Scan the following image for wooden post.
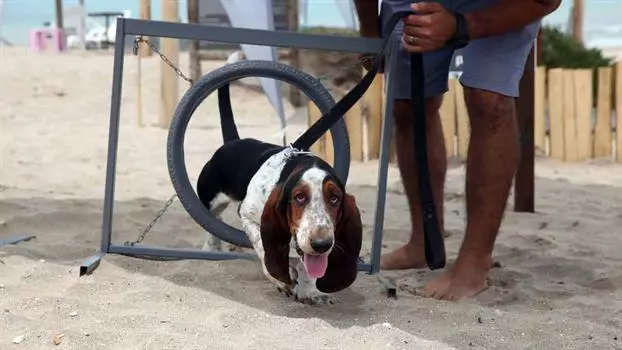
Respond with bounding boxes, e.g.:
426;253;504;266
562;69;578;162
137;53;144;127
514;44;535;213
573;69;593;161
78;0;86;49
571;0;584;45
187;0;201;84
287;0;302;107
439;78;457;158
616;63;622;162
548;68;565;160
54;0;63;29
534;66;546;155
139;0;152;57
159;0;180;129
363;71;385;160
594;67;613;158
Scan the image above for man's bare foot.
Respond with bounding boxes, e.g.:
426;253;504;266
422;255;490;300
380;242;427;270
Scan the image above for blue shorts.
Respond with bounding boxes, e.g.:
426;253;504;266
381;0;540;99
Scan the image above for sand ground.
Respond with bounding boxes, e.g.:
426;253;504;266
1;46;621;349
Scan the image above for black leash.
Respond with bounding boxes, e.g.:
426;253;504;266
217;9;446;270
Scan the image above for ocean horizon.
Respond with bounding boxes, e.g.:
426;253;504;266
1;0;621;49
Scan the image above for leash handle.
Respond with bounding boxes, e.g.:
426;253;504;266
291;10;415;150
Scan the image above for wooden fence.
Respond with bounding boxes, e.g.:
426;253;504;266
307;63;622;163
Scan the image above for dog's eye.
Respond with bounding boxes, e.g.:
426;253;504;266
294;193;307;204
329;194;341;206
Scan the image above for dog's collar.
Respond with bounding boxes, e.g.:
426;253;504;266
286;144;313;157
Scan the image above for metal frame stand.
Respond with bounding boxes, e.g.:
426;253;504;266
79;17;398;298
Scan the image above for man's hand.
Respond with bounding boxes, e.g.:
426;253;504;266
402;2;456;53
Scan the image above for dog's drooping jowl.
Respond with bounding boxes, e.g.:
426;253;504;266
197;136;363;305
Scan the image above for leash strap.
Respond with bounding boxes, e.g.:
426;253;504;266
409;53;446;270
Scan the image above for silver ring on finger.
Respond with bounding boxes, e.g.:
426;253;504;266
406;35;416;45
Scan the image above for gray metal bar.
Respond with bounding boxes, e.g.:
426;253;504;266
357;263;372;272
79;254;102;276
123;18;383;54
100;19;127;254
0;235;36;247
110;244;259;261
109;244;373;272
369;38;399;275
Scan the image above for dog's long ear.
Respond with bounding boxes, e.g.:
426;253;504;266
316;194;363;293
260;185;293;287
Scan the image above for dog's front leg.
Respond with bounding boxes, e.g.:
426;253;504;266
242;221;293;296
292;259;335;305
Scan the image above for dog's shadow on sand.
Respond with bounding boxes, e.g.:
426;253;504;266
2;177;622;331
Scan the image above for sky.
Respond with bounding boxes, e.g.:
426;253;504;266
1;0;621;47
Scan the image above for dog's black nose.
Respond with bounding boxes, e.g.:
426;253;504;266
310;238;333;253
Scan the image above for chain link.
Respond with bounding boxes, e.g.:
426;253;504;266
315;55;375;84
133;35;374;86
124;194;178;247
134;36;194;85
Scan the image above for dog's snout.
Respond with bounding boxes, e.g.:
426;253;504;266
310;238;333;253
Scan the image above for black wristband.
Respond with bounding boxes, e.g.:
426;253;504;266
447;12;470;49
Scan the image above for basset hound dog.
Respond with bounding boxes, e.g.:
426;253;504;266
197;138;363;305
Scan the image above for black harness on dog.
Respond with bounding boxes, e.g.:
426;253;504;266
216;10;446;270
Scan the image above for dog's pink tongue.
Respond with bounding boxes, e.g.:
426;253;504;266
303;254;328;278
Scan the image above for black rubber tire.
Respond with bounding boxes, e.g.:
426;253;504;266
167;60;351;248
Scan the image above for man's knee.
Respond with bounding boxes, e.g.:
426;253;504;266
463;87;517;133
393;96;443;128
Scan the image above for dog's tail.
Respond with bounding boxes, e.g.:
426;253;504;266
218;84;240;143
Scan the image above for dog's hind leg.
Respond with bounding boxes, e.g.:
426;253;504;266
197;160;231;252
201;193;232;251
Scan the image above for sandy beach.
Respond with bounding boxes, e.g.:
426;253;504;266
1;45;622;349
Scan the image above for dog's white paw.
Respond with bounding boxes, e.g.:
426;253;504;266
292;284;335;305
202;234;223;251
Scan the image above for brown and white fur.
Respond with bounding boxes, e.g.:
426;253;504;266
196;138;362;305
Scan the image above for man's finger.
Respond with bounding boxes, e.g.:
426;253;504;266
403;13;434;27
410;2;444;14
403;24;433;39
401;41;424;53
401;35;434;52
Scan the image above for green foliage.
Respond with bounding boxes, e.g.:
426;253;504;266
299;26;359;37
540;26;613;68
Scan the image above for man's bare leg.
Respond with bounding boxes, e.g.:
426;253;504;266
423;87;520;300
379;96;447;270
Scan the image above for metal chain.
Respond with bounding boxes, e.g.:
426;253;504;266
133;35;374;86
134;36;194;85
123;194;178;247
315;55;375;83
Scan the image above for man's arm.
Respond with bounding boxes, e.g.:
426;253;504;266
353;0;380;37
463;0;562;39
402;0;561;52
